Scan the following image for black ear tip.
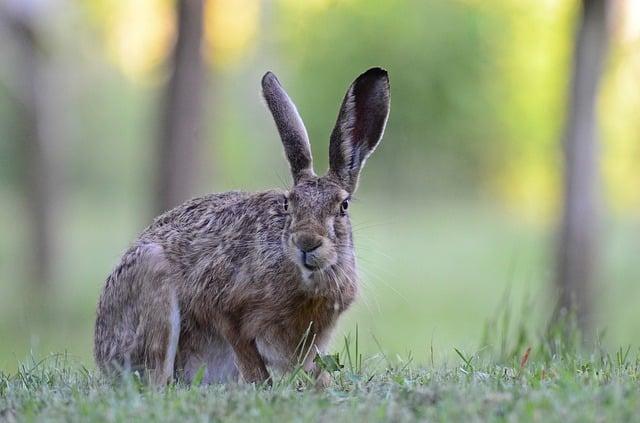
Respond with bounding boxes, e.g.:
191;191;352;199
362;67;388;80
262;71;280;88
364;67;388;76
356;67;389;89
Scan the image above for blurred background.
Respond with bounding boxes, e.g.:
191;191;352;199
0;0;638;370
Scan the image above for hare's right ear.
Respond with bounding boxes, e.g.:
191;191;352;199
262;72;315;183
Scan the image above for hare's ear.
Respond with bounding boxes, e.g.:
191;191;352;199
262;72;315;183
328;68;390;193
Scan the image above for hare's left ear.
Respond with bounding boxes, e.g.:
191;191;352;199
262;72;315;183
328;68;390;193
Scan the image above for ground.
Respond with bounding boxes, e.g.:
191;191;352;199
2;340;639;422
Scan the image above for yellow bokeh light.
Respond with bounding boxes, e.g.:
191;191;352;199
106;0;174;80
618;0;640;43
279;0;341;12
205;0;261;68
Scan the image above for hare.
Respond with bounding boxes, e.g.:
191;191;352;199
94;68;390;386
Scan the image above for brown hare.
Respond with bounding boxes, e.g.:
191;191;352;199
94;68;391;386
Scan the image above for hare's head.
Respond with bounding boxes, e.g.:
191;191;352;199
262;68;390;279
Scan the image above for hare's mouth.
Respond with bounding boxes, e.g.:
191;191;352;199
293;247;333;275
299;251;322;272
303;263;319;271
301;251;320;271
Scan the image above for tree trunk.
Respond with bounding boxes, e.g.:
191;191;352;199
555;0;609;334
3;3;59;288
155;0;205;213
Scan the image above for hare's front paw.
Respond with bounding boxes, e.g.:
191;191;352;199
226;336;271;387
242;367;272;387
314;370;331;390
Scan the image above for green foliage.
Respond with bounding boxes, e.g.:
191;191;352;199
2;339;640;422
314;353;343;373
190;366;206;387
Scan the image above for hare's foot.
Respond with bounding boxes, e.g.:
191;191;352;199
315;370;331;389
297;337;333;390
304;353;331;390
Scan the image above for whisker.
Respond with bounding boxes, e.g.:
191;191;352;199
359;266;409;307
274;170;291;191
347;268;377;315
352;220;396;230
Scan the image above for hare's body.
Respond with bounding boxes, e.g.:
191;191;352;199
95;188;357;384
95;68;390;385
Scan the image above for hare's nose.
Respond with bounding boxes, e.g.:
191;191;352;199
293;233;323;253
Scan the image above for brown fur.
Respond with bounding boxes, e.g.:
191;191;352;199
94;68;390;386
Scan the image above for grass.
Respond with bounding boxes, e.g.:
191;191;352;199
2;328;640;422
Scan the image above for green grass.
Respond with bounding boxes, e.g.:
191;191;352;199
2;332;640;422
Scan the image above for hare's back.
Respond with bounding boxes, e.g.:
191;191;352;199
142;190;284;239
146;191;253;231
134;189;285;279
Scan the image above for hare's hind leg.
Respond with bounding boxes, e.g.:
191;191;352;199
95;243;180;385
138;283;181;386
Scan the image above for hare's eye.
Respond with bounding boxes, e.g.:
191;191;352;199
340;199;349;215
283;197;289;212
